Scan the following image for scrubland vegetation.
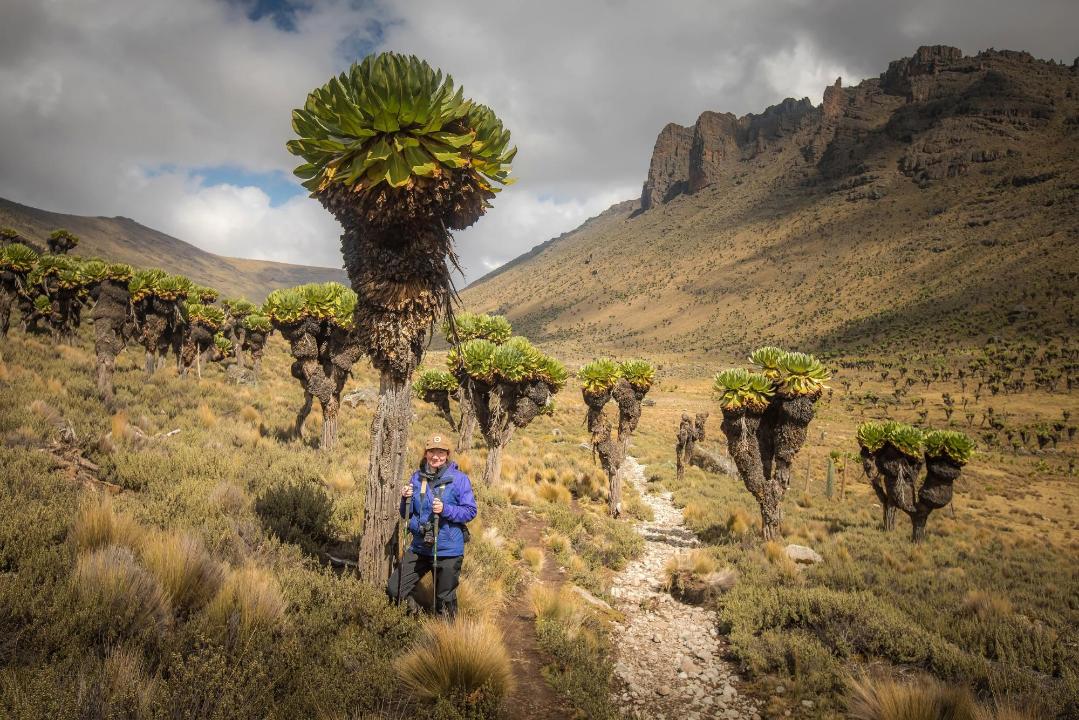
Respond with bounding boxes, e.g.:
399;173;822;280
2;311;1075;719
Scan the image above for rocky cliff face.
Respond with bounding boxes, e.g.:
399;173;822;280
640;123;695;210
640;45;1078;207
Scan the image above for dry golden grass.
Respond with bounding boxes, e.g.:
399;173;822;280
503;482;536;506
520;546;545;573
204;566;286;646
324;468;354;492
209;482;248;515
71;498;146;553
0;361;9;382
682;501;708;527
662;549;718;586
140;531;224;614
72;545;171;640
959;589;1014;621
763;540;786;564
29;398;61;425
726;507;753;537
456;578;505;620
542;530;571;554
847;674;977;720
394;618;515;705
239;405;260;426
528;584;585;637
196;403;217;428
537;481;572;505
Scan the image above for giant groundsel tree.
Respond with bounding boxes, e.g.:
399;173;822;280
287;52;515;583
442;311;512;450
79;260;135;403
264;283;362;451
713;348;830;540
0;243;37;336
857;421;974;541
449;336;566;486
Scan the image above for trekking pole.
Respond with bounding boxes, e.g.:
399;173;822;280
395;513;404;606
431;514;440;614
432;485;443;615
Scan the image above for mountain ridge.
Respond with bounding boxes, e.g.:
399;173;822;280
0;196;347;302
460;45;1079;357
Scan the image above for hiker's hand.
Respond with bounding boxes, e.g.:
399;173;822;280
432;498;443;514
401;485;413;498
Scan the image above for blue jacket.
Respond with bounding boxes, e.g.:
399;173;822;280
400;461;476;557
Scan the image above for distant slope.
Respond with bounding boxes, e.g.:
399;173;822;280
0;197;346;302
462;46;1079;356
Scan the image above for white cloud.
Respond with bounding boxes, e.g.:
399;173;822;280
1;0;1077;285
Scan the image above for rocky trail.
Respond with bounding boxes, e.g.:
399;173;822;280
608;457;761;720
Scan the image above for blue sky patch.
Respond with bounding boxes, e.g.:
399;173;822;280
195;166;304;207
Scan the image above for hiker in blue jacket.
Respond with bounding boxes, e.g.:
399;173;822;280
387;432;477;618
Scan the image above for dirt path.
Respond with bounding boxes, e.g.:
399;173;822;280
497;509;575;720
609;457;761;720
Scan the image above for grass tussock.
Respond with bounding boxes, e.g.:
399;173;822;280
209;482;248;515
521;546;545;573
663;549;718;586
529;584;586;637
537;481;572;505
196;403;218;428
80;646;159;720
324;468;355;492
72;545;171;645
71;498;146;553
959;589;1014;621
726;507;753;537
140;531;225;614
394;618;515;709
203;566;286;647
542;530;571;554
456;578;506;620
846;673;1043;720
239;405;261;426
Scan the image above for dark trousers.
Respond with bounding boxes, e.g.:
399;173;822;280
387;550;463;618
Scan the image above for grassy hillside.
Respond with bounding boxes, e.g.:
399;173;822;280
1;316;1076;717
0;197;347;302
463;49;1078;359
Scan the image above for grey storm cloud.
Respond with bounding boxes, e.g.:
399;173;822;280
0;0;1076;283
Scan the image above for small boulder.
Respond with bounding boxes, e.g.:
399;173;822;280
785;544;823;564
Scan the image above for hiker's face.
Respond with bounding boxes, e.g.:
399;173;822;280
425;448;449;469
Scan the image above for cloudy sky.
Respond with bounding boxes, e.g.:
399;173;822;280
1;1;1076;284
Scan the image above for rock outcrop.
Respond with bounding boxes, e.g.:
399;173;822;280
640;123;694;210
639;44;1072;209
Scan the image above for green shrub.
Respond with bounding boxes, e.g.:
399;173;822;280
254;480;336;555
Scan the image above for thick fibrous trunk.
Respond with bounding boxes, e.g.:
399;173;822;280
180;323;215;378
875;445;922;515
676;412;709;480
720;407;785;540
280;319;361;451
358;369;413;586
772;395;816;490
910;455;960;542
242;331;267;383
90;280;130;404
0;275;15;337
136;298;173;377
585;389;623;517
612;378;646;455
862;448;897;530
455;386;475;452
